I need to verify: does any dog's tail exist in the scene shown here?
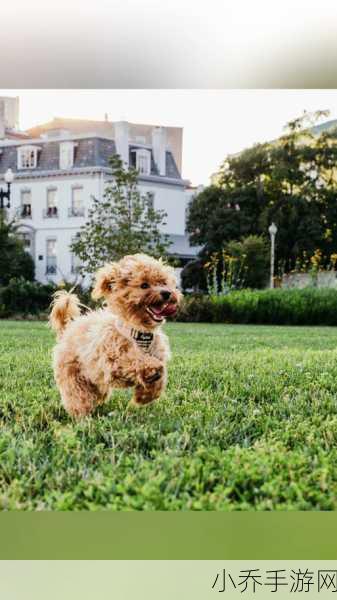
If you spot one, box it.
[49,290,81,338]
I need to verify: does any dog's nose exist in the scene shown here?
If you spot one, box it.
[160,290,171,301]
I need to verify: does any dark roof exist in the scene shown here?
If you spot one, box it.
[0,137,182,180]
[165,151,181,179]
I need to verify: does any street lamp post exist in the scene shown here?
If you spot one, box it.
[0,169,14,209]
[268,222,277,289]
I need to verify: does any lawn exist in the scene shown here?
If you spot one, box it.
[1,320,337,510]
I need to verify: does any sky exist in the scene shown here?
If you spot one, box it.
[3,89,337,186]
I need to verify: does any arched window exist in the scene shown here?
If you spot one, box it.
[16,225,35,258]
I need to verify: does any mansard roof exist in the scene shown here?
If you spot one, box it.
[0,136,182,182]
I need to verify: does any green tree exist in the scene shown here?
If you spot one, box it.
[0,217,35,285]
[256,110,333,271]
[71,155,171,274]
[187,185,256,254]
[187,110,337,284]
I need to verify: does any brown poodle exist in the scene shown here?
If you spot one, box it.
[49,254,182,418]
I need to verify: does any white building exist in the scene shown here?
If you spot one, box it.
[0,98,198,285]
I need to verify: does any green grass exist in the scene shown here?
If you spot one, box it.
[1,321,337,510]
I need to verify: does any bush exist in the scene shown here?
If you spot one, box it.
[177,288,337,325]
[4,280,337,326]
[181,258,207,291]
[226,235,269,289]
[181,235,269,292]
[0,278,96,318]
[0,278,56,317]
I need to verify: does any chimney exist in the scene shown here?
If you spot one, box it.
[152,127,167,176]
[0,100,5,139]
[114,121,129,167]
[0,96,19,130]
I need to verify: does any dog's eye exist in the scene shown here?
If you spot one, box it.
[140,282,150,289]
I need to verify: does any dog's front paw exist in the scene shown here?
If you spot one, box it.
[145,368,163,384]
[140,360,164,386]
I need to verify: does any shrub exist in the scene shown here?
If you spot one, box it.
[181,258,207,291]
[4,279,337,326]
[177,288,337,326]
[0,278,96,319]
[176,294,215,322]
[0,278,56,317]
[226,235,269,289]
[181,235,269,293]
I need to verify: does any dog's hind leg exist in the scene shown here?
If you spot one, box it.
[56,361,102,418]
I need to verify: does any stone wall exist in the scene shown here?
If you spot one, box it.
[282,271,337,289]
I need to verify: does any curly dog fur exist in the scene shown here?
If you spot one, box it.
[49,253,182,418]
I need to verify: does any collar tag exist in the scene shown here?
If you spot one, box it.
[132,330,153,342]
[131,328,154,352]
[116,319,154,353]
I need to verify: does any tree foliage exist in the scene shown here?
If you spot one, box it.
[226,235,269,289]
[0,216,35,285]
[186,110,337,285]
[71,155,171,274]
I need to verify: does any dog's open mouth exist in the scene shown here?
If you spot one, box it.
[146,302,178,322]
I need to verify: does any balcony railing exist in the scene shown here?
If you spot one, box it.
[46,257,57,275]
[68,206,85,217]
[43,207,58,218]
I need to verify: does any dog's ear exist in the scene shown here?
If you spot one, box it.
[92,263,120,300]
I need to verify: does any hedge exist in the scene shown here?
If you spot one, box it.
[2,280,337,326]
[0,278,95,319]
[177,288,337,326]
[0,278,56,318]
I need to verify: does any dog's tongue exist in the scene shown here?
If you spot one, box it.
[152,303,177,317]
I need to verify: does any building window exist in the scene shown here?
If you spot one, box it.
[70,235,83,274]
[17,232,32,253]
[43,188,58,218]
[46,239,57,274]
[136,149,151,175]
[69,187,85,217]
[59,141,76,170]
[147,191,155,209]
[20,190,32,218]
[18,145,39,169]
